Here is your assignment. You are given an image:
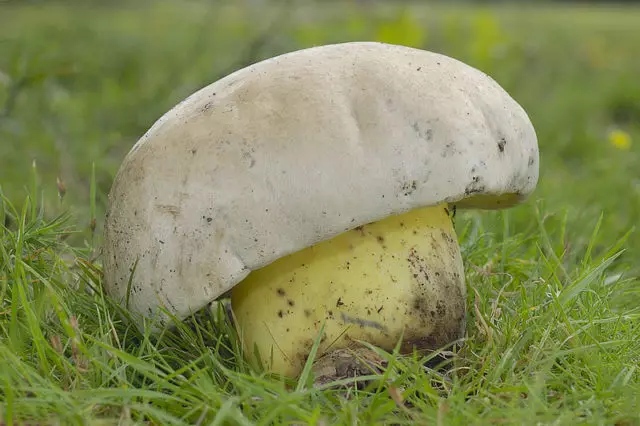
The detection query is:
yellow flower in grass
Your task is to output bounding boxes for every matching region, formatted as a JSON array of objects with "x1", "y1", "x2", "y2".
[{"x1": 608, "y1": 129, "x2": 631, "y2": 151}]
